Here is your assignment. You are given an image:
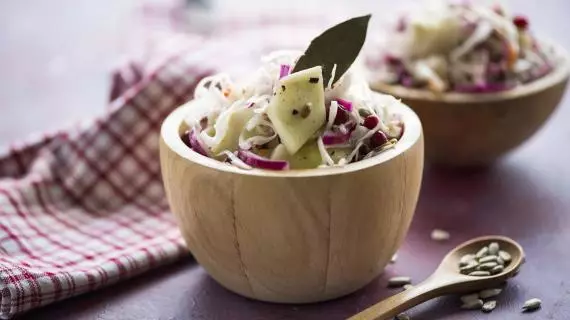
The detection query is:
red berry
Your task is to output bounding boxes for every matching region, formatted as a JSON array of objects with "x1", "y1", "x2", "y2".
[
  {"x1": 363, "y1": 116, "x2": 380, "y2": 130},
  {"x1": 513, "y1": 15, "x2": 529, "y2": 30},
  {"x1": 334, "y1": 108, "x2": 349, "y2": 125},
  {"x1": 370, "y1": 131, "x2": 388, "y2": 148}
]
